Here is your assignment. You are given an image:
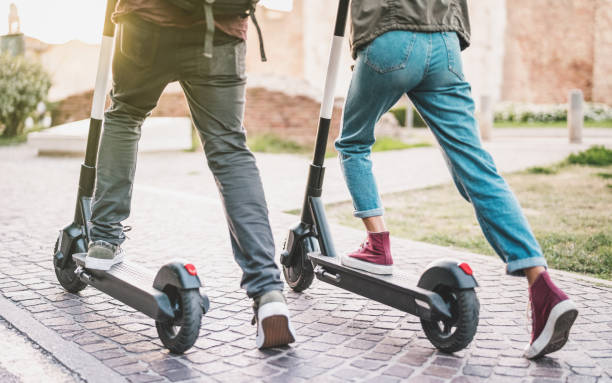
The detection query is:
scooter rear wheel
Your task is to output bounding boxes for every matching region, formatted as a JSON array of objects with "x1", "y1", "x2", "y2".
[
  {"x1": 53, "y1": 238, "x2": 87, "y2": 293},
  {"x1": 420, "y1": 286, "x2": 479, "y2": 353},
  {"x1": 282, "y1": 236, "x2": 317, "y2": 292},
  {"x1": 156, "y1": 288, "x2": 202, "y2": 354}
]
